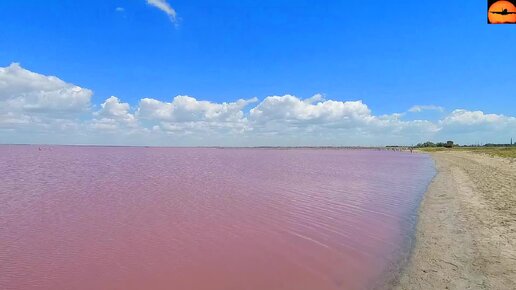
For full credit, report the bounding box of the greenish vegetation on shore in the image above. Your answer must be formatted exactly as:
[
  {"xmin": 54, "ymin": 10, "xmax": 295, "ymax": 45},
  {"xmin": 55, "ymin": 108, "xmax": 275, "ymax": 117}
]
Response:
[{"xmin": 417, "ymin": 146, "xmax": 516, "ymax": 158}]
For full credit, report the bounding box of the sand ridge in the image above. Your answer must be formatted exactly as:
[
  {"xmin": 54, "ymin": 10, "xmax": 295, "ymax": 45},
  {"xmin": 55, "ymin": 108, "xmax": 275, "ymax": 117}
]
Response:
[{"xmin": 395, "ymin": 151, "xmax": 516, "ymax": 289}]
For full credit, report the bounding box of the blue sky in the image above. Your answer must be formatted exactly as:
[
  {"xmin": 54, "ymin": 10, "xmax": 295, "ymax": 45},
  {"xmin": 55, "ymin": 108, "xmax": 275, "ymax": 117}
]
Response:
[{"xmin": 0, "ymin": 0, "xmax": 515, "ymax": 146}]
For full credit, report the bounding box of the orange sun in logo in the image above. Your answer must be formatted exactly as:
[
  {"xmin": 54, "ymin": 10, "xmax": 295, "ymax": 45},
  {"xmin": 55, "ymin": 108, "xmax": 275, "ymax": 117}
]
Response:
[{"xmin": 489, "ymin": 1, "xmax": 516, "ymax": 23}]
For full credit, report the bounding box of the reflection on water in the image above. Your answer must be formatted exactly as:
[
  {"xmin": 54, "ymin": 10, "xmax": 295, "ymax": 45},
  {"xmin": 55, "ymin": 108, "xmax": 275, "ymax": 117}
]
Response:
[{"xmin": 0, "ymin": 146, "xmax": 434, "ymax": 290}]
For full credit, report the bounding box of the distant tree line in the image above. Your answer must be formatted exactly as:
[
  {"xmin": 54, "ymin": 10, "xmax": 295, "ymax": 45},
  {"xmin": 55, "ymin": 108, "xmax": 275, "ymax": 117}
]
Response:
[
  {"xmin": 482, "ymin": 143, "xmax": 516, "ymax": 147},
  {"xmin": 415, "ymin": 141, "xmax": 455, "ymax": 148},
  {"xmin": 416, "ymin": 141, "xmax": 515, "ymax": 148}
]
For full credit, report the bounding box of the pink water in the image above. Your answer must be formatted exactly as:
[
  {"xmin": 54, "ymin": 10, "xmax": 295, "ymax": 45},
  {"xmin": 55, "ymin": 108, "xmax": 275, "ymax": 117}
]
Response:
[{"xmin": 0, "ymin": 146, "xmax": 435, "ymax": 290}]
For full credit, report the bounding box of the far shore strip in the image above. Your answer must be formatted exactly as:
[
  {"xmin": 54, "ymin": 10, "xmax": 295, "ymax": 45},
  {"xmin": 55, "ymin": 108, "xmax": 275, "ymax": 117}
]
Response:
[{"xmin": 395, "ymin": 151, "xmax": 516, "ymax": 289}]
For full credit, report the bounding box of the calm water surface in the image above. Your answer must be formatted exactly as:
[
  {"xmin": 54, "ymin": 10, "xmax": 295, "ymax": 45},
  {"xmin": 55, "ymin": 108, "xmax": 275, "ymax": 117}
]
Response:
[{"xmin": 0, "ymin": 146, "xmax": 434, "ymax": 290}]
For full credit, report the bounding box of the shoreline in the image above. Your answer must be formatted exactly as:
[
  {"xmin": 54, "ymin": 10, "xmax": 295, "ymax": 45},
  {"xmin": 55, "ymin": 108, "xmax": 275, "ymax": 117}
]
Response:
[{"xmin": 394, "ymin": 151, "xmax": 516, "ymax": 289}]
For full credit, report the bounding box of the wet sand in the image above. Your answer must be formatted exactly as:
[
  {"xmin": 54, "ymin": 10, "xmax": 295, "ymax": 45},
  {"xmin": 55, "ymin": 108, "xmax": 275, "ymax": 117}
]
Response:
[{"xmin": 396, "ymin": 151, "xmax": 516, "ymax": 289}]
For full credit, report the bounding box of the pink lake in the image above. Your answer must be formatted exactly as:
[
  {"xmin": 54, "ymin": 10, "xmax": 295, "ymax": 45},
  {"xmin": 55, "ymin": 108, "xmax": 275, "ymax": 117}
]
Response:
[{"xmin": 0, "ymin": 146, "xmax": 435, "ymax": 290}]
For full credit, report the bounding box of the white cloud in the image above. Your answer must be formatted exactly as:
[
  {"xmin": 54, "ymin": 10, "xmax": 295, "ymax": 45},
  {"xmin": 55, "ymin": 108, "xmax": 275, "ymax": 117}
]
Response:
[
  {"xmin": 1, "ymin": 64, "xmax": 515, "ymax": 146},
  {"xmin": 442, "ymin": 109, "xmax": 514, "ymax": 126},
  {"xmin": 440, "ymin": 109, "xmax": 516, "ymax": 133},
  {"xmin": 0, "ymin": 63, "xmax": 92, "ymax": 133},
  {"xmin": 137, "ymin": 95, "xmax": 257, "ymax": 133},
  {"xmin": 250, "ymin": 95, "xmax": 372, "ymax": 125},
  {"xmin": 408, "ymin": 105, "xmax": 444, "ymax": 113},
  {"xmin": 249, "ymin": 94, "xmax": 437, "ymax": 134},
  {"xmin": 92, "ymin": 96, "xmax": 137, "ymax": 131},
  {"xmin": 434, "ymin": 109, "xmax": 516, "ymax": 145},
  {"xmin": 96, "ymin": 96, "xmax": 135, "ymax": 122},
  {"xmin": 247, "ymin": 95, "xmax": 439, "ymax": 145},
  {"xmin": 115, "ymin": 7, "xmax": 125, "ymax": 12},
  {"xmin": 146, "ymin": 0, "xmax": 177, "ymax": 22},
  {"xmin": 0, "ymin": 63, "xmax": 92, "ymax": 113}
]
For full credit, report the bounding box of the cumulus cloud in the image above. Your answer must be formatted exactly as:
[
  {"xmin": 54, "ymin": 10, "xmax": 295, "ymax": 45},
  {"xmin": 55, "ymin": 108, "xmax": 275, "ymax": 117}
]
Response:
[
  {"xmin": 250, "ymin": 95, "xmax": 372, "ymax": 126},
  {"xmin": 0, "ymin": 63, "xmax": 92, "ymax": 133},
  {"xmin": 442, "ymin": 109, "xmax": 514, "ymax": 126},
  {"xmin": 432, "ymin": 109, "xmax": 516, "ymax": 145},
  {"xmin": 249, "ymin": 95, "xmax": 438, "ymax": 136},
  {"xmin": 1, "ymin": 64, "xmax": 515, "ymax": 146},
  {"xmin": 440, "ymin": 109, "xmax": 516, "ymax": 133},
  {"xmin": 146, "ymin": 0, "xmax": 177, "ymax": 22},
  {"xmin": 137, "ymin": 95, "xmax": 257, "ymax": 133},
  {"xmin": 0, "ymin": 63, "xmax": 92, "ymax": 113},
  {"xmin": 243, "ymin": 95, "xmax": 442, "ymax": 146},
  {"xmin": 408, "ymin": 105, "xmax": 444, "ymax": 113},
  {"xmin": 138, "ymin": 95, "xmax": 256, "ymax": 122},
  {"xmin": 92, "ymin": 96, "xmax": 137, "ymax": 131}
]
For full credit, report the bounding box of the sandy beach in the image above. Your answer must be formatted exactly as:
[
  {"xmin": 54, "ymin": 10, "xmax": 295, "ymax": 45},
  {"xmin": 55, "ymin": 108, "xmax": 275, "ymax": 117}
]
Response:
[{"xmin": 395, "ymin": 151, "xmax": 516, "ymax": 289}]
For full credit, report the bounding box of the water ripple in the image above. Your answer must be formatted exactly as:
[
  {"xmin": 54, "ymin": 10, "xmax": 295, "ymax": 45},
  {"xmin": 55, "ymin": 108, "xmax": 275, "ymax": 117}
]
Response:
[{"xmin": 0, "ymin": 146, "xmax": 435, "ymax": 290}]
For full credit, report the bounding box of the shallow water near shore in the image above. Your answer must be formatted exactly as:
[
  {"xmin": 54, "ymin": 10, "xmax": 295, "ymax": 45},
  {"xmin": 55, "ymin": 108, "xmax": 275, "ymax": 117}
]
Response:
[{"xmin": 0, "ymin": 146, "xmax": 435, "ymax": 290}]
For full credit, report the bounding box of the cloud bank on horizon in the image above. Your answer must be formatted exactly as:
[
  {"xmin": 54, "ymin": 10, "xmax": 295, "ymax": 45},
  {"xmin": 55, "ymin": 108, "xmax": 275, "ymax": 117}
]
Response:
[{"xmin": 1, "ymin": 63, "xmax": 515, "ymax": 146}]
